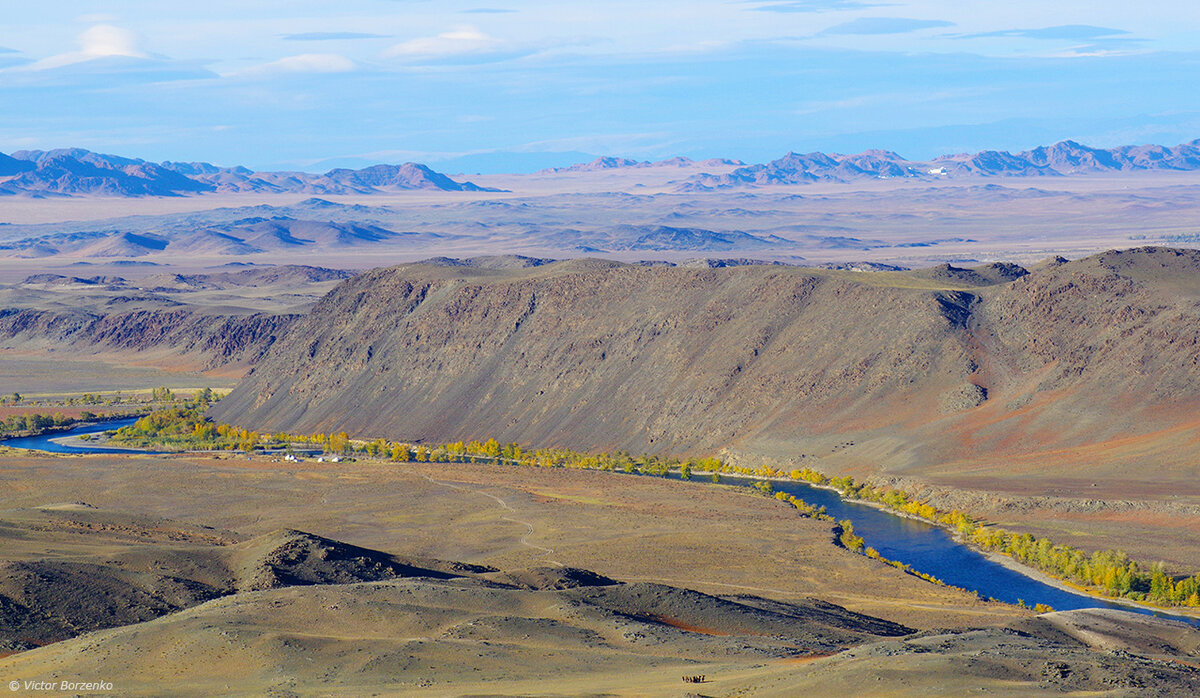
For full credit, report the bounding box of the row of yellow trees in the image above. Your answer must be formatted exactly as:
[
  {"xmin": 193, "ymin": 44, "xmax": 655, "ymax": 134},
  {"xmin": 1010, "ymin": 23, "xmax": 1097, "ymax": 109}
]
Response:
[
  {"xmin": 109, "ymin": 402, "xmax": 1200, "ymax": 609},
  {"xmin": 793, "ymin": 467, "xmax": 1200, "ymax": 608}
]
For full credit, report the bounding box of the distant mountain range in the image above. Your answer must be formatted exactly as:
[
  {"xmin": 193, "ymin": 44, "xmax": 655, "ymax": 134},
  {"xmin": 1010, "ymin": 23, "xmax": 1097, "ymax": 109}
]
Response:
[
  {"xmin": 0, "ymin": 148, "xmax": 500, "ymax": 198},
  {"xmin": 680, "ymin": 139, "xmax": 1200, "ymax": 190},
  {"xmin": 3, "ymin": 139, "xmax": 1200, "ymax": 198},
  {"xmin": 536, "ymin": 156, "xmax": 744, "ymax": 174}
]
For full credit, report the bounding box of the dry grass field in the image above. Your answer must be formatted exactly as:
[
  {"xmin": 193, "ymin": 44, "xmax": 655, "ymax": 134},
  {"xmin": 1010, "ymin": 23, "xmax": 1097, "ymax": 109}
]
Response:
[
  {"xmin": 0, "ymin": 451, "xmax": 1003, "ymax": 629},
  {"xmin": 3, "ymin": 451, "xmax": 1199, "ymax": 696}
]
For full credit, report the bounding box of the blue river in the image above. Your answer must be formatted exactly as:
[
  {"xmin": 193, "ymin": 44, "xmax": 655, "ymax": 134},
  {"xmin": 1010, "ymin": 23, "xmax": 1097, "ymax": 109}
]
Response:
[
  {"xmin": 714, "ymin": 474, "xmax": 1200, "ymax": 627},
  {"xmin": 4, "ymin": 419, "xmax": 1197, "ymax": 627},
  {"xmin": 1, "ymin": 416, "xmax": 147, "ymax": 454}
]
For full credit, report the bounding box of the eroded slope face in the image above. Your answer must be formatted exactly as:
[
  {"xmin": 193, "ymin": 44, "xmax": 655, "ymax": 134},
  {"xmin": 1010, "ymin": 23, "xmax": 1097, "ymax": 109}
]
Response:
[
  {"xmin": 0, "ymin": 505, "xmax": 489, "ymax": 652},
  {"xmin": 211, "ymin": 261, "xmax": 977, "ymax": 453},
  {"xmin": 913, "ymin": 247, "xmax": 1200, "ymax": 473}
]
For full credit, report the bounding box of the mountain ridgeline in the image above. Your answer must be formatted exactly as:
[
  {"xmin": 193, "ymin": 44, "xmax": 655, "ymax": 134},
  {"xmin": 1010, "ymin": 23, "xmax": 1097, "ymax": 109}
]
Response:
[
  {"xmin": 4, "ymin": 137, "xmax": 1200, "ymax": 197},
  {"xmin": 210, "ymin": 247, "xmax": 1200, "ymax": 481},
  {"xmin": 0, "ymin": 148, "xmax": 499, "ymax": 197},
  {"xmin": 681, "ymin": 139, "xmax": 1200, "ymax": 189}
]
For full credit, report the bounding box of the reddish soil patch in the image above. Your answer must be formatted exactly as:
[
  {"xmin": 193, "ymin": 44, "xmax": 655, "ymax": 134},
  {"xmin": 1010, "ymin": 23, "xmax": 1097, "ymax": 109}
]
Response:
[{"xmin": 649, "ymin": 615, "xmax": 733, "ymax": 637}]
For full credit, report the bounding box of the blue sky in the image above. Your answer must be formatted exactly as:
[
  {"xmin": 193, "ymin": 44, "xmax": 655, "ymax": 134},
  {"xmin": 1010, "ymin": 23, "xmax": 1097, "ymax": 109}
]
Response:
[{"xmin": 1, "ymin": 1, "xmax": 1199, "ymax": 173}]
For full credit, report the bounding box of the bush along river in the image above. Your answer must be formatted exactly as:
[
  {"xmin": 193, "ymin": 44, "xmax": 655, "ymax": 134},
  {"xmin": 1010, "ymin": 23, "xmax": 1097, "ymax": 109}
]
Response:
[
  {"xmin": 5, "ymin": 422, "xmax": 1197, "ymax": 627},
  {"xmin": 1, "ymin": 416, "xmax": 152, "ymax": 454},
  {"xmin": 712, "ymin": 474, "xmax": 1200, "ymax": 628}
]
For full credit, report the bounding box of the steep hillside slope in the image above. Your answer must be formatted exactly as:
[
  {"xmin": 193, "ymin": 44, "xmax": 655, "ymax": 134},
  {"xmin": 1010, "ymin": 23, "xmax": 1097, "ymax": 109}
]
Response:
[
  {"xmin": 215, "ymin": 249, "xmax": 1200, "ymax": 459},
  {"xmin": 0, "ymin": 264, "xmax": 352, "ymax": 380},
  {"xmin": 210, "ymin": 260, "xmax": 980, "ymax": 453},
  {"xmin": 211, "ymin": 249, "xmax": 1200, "ymax": 564},
  {"xmin": 0, "ymin": 308, "xmax": 296, "ymax": 372}
]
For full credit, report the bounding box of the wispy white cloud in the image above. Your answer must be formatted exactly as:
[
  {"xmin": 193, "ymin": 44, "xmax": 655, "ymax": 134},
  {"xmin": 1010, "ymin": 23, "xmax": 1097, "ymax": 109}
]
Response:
[
  {"xmin": 228, "ymin": 53, "xmax": 357, "ymax": 77},
  {"xmin": 507, "ymin": 132, "xmax": 681, "ymax": 156},
  {"xmin": 74, "ymin": 13, "xmax": 118, "ymax": 24},
  {"xmin": 751, "ymin": 0, "xmax": 892, "ymax": 12},
  {"xmin": 794, "ymin": 86, "xmax": 1006, "ymax": 115},
  {"xmin": 0, "ymin": 24, "xmax": 216, "ymax": 87},
  {"xmin": 384, "ymin": 26, "xmax": 501, "ymax": 59},
  {"xmin": 1044, "ymin": 44, "xmax": 1149, "ymax": 58},
  {"xmin": 954, "ymin": 25, "xmax": 1131, "ymax": 41},
  {"xmin": 24, "ymin": 25, "xmax": 147, "ymax": 71},
  {"xmin": 380, "ymin": 26, "xmax": 540, "ymax": 65}
]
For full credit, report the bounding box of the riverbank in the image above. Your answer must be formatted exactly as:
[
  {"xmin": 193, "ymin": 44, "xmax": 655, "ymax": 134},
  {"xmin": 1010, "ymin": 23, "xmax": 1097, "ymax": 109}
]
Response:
[
  {"xmin": 0, "ymin": 415, "xmax": 147, "ymax": 455},
  {"xmin": 49, "ymin": 432, "xmax": 151, "ymax": 453},
  {"xmin": 724, "ymin": 470, "xmax": 1200, "ymax": 622},
  {"xmin": 981, "ymin": 550, "xmax": 1200, "ymax": 621}
]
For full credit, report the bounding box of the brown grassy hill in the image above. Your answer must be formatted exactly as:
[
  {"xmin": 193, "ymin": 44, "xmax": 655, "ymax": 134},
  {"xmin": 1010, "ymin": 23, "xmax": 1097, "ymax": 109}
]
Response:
[
  {"xmin": 5, "ymin": 579, "xmax": 1198, "ymax": 696},
  {"xmin": 210, "ymin": 247, "xmax": 1200, "ymax": 564},
  {"xmin": 0, "ymin": 504, "xmax": 947, "ymax": 694},
  {"xmin": 0, "ymin": 265, "xmax": 356, "ymax": 377},
  {"xmin": 0, "ymin": 505, "xmax": 492, "ymax": 651},
  {"xmin": 211, "ymin": 247, "xmax": 1200, "ymax": 461}
]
